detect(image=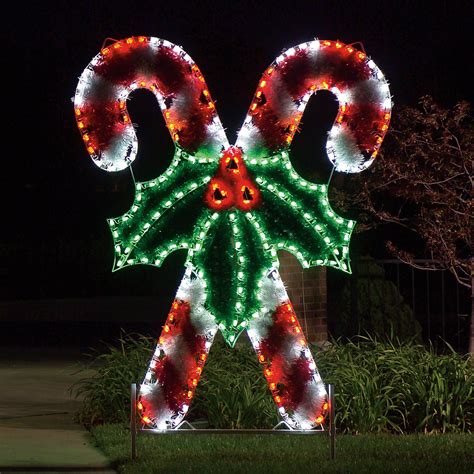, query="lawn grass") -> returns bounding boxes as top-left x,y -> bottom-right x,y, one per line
91,424 -> 474,473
